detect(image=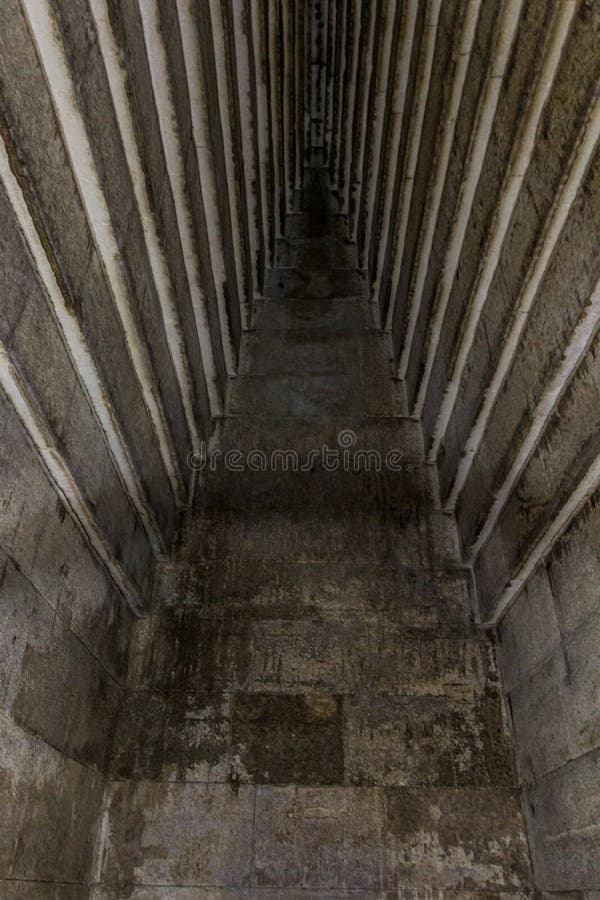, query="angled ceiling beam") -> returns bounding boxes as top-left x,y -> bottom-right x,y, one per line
428,0 -> 577,461
371,0 -> 418,299
172,0 -> 237,375
361,0 -> 400,267
0,135 -> 168,562
209,0 -> 250,331
0,341 -> 144,615
413,0 -> 523,421
383,0 -> 441,332
89,0 -> 210,438
398,0 -> 482,385
447,92 -> 600,513
23,0 -> 186,506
